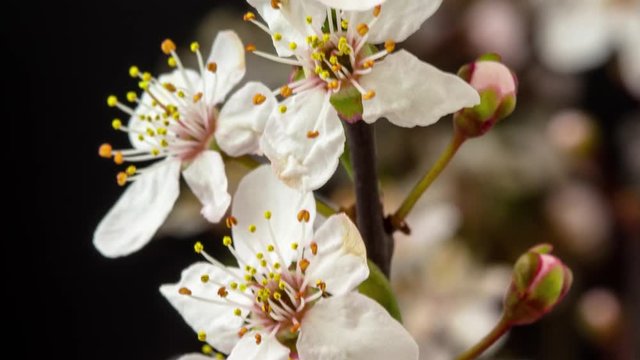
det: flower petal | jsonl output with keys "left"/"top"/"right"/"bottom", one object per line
{"left": 93, "top": 159, "right": 181, "bottom": 257}
{"left": 227, "top": 331, "right": 290, "bottom": 360}
{"left": 231, "top": 165, "right": 315, "bottom": 268}
{"left": 160, "top": 262, "right": 251, "bottom": 354}
{"left": 182, "top": 150, "right": 231, "bottom": 223}
{"left": 247, "top": 0, "right": 326, "bottom": 57}
{"left": 206, "top": 30, "right": 246, "bottom": 105}
{"left": 304, "top": 214, "right": 369, "bottom": 296}
{"left": 361, "top": 50, "right": 480, "bottom": 127}
{"left": 355, "top": 0, "right": 442, "bottom": 44}
{"left": 297, "top": 293, "right": 419, "bottom": 360}
{"left": 216, "top": 82, "right": 276, "bottom": 157}
{"left": 318, "top": 0, "right": 385, "bottom": 11}
{"left": 261, "top": 88, "right": 345, "bottom": 191}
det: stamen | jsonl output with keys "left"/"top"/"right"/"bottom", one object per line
{"left": 253, "top": 93, "right": 267, "bottom": 105}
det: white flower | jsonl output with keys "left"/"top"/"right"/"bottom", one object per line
{"left": 243, "top": 0, "right": 480, "bottom": 190}
{"left": 94, "top": 31, "right": 276, "bottom": 257}
{"left": 534, "top": 0, "right": 640, "bottom": 97}
{"left": 161, "top": 165, "right": 418, "bottom": 359}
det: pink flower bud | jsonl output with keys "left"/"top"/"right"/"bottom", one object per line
{"left": 454, "top": 54, "right": 518, "bottom": 137}
{"left": 504, "top": 244, "right": 572, "bottom": 325}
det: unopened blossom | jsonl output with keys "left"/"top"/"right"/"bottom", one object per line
{"left": 161, "top": 166, "right": 418, "bottom": 359}
{"left": 244, "top": 0, "right": 480, "bottom": 190}
{"left": 94, "top": 31, "right": 276, "bottom": 257}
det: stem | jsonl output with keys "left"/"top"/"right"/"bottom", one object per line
{"left": 455, "top": 315, "right": 511, "bottom": 360}
{"left": 392, "top": 130, "right": 466, "bottom": 228}
{"left": 346, "top": 120, "right": 393, "bottom": 277}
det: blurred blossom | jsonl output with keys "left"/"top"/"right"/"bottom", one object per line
{"left": 616, "top": 111, "right": 640, "bottom": 183}
{"left": 577, "top": 288, "right": 622, "bottom": 344}
{"left": 545, "top": 182, "right": 612, "bottom": 260}
{"left": 534, "top": 0, "right": 640, "bottom": 97}
{"left": 546, "top": 109, "right": 599, "bottom": 157}
{"left": 465, "top": 0, "right": 528, "bottom": 68}
{"left": 392, "top": 204, "right": 511, "bottom": 360}
{"left": 157, "top": 191, "right": 212, "bottom": 239}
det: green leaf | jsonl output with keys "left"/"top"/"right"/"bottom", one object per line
{"left": 358, "top": 260, "right": 403, "bottom": 322}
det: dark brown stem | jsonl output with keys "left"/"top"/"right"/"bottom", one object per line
{"left": 345, "top": 120, "right": 393, "bottom": 277}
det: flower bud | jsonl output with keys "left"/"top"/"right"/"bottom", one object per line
{"left": 504, "top": 244, "right": 572, "bottom": 325}
{"left": 454, "top": 54, "right": 517, "bottom": 137}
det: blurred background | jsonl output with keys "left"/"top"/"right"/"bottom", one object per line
{"left": 11, "top": 0, "right": 638, "bottom": 358}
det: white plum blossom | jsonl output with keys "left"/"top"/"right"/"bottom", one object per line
{"left": 161, "top": 165, "right": 418, "bottom": 359}
{"left": 94, "top": 31, "right": 276, "bottom": 257}
{"left": 243, "top": 0, "right": 480, "bottom": 190}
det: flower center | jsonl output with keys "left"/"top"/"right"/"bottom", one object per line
{"left": 98, "top": 39, "right": 219, "bottom": 186}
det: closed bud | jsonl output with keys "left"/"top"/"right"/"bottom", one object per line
{"left": 454, "top": 53, "right": 518, "bottom": 138}
{"left": 504, "top": 244, "right": 572, "bottom": 325}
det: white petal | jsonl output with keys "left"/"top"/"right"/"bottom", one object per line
{"left": 206, "top": 31, "right": 246, "bottom": 105}
{"left": 615, "top": 10, "right": 640, "bottom": 98}
{"left": 177, "top": 354, "right": 213, "bottom": 360}
{"left": 304, "top": 214, "right": 369, "bottom": 296}
{"left": 182, "top": 151, "right": 231, "bottom": 223}
{"left": 535, "top": 1, "right": 611, "bottom": 73}
{"left": 317, "top": 0, "right": 385, "bottom": 11}
{"left": 261, "top": 88, "right": 345, "bottom": 191}
{"left": 355, "top": 0, "right": 442, "bottom": 44}
{"left": 361, "top": 50, "right": 480, "bottom": 127}
{"left": 216, "top": 82, "right": 276, "bottom": 157}
{"left": 160, "top": 262, "right": 250, "bottom": 354}
{"left": 93, "top": 159, "right": 181, "bottom": 257}
{"left": 231, "top": 165, "right": 315, "bottom": 267}
{"left": 227, "top": 331, "right": 290, "bottom": 360}
{"left": 297, "top": 293, "right": 419, "bottom": 360}
{"left": 248, "top": 0, "right": 326, "bottom": 57}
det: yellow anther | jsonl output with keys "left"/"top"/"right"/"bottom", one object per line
{"left": 384, "top": 40, "right": 396, "bottom": 53}
{"left": 254, "top": 333, "right": 262, "bottom": 345}
{"left": 160, "top": 139, "right": 169, "bottom": 147}
{"left": 329, "top": 55, "right": 338, "bottom": 65}
{"left": 177, "top": 90, "right": 185, "bottom": 98}
{"left": 279, "top": 280, "right": 286, "bottom": 290}
{"left": 151, "top": 148, "right": 160, "bottom": 156}
{"left": 137, "top": 134, "right": 144, "bottom": 141}
{"left": 315, "top": 65, "right": 323, "bottom": 74}
{"left": 274, "top": 262, "right": 281, "bottom": 270}
{"left": 202, "top": 344, "right": 214, "bottom": 355}
{"left": 161, "top": 39, "right": 176, "bottom": 55}
{"left": 311, "top": 52, "right": 323, "bottom": 61}
{"left": 126, "top": 91, "right": 137, "bottom": 103}
{"left": 179, "top": 287, "right": 192, "bottom": 295}
{"left": 222, "top": 236, "right": 233, "bottom": 247}
{"left": 98, "top": 143, "right": 112, "bottom": 158}
{"left": 253, "top": 93, "right": 266, "bottom": 105}
{"left": 273, "top": 292, "right": 282, "bottom": 300}
{"left": 168, "top": 57, "right": 177, "bottom": 67}
{"left": 341, "top": 19, "right": 349, "bottom": 30}
{"left": 190, "top": 41, "right": 200, "bottom": 52}
{"left": 107, "top": 95, "right": 118, "bottom": 107}
{"left": 256, "top": 252, "right": 264, "bottom": 260}
{"left": 322, "top": 33, "right": 330, "bottom": 42}
{"left": 357, "top": 23, "right": 369, "bottom": 36}
{"left": 243, "top": 12, "right": 256, "bottom": 21}
{"left": 214, "top": 353, "right": 224, "bottom": 360}
{"left": 273, "top": 32, "right": 282, "bottom": 41}
{"left": 157, "top": 127, "right": 167, "bottom": 135}
{"left": 267, "top": 244, "right": 275, "bottom": 252}
{"left": 233, "top": 308, "right": 242, "bottom": 316}
{"left": 289, "top": 42, "right": 297, "bottom": 50}
{"left": 193, "top": 92, "right": 203, "bottom": 103}
{"left": 163, "top": 82, "right": 177, "bottom": 92}
{"left": 306, "top": 16, "right": 313, "bottom": 24}
{"left": 111, "top": 118, "right": 122, "bottom": 130}
{"left": 142, "top": 72, "right": 152, "bottom": 81}
{"left": 197, "top": 331, "right": 207, "bottom": 342}
{"left": 291, "top": 242, "right": 299, "bottom": 250}
{"left": 264, "top": 211, "right": 272, "bottom": 220}
{"left": 126, "top": 165, "right": 137, "bottom": 176}
{"left": 307, "top": 130, "right": 320, "bottom": 139}
{"left": 270, "top": 0, "right": 281, "bottom": 9}
{"left": 297, "top": 209, "right": 311, "bottom": 222}
{"left": 279, "top": 105, "right": 287, "bottom": 113}
{"left": 116, "top": 172, "right": 127, "bottom": 186}
{"left": 373, "top": 5, "right": 382, "bottom": 17}
{"left": 238, "top": 327, "right": 248, "bottom": 337}
{"left": 291, "top": 323, "right": 301, "bottom": 333}
{"left": 363, "top": 60, "right": 375, "bottom": 69}
{"left": 363, "top": 90, "right": 376, "bottom": 100}
{"left": 200, "top": 274, "right": 210, "bottom": 283}
{"left": 299, "top": 258, "right": 310, "bottom": 272}
{"left": 316, "top": 280, "right": 326, "bottom": 292}
{"left": 113, "top": 151, "right": 124, "bottom": 165}
{"left": 261, "top": 278, "right": 268, "bottom": 286}
{"left": 320, "top": 70, "right": 330, "bottom": 79}
{"left": 250, "top": 267, "right": 257, "bottom": 275}
{"left": 226, "top": 216, "right": 238, "bottom": 228}
{"left": 244, "top": 274, "right": 252, "bottom": 281}
{"left": 194, "top": 241, "right": 204, "bottom": 253}
{"left": 260, "top": 259, "right": 268, "bottom": 267}
{"left": 245, "top": 44, "right": 256, "bottom": 52}
{"left": 239, "top": 284, "right": 247, "bottom": 291}
{"left": 217, "top": 287, "right": 229, "bottom": 298}
{"left": 230, "top": 282, "right": 238, "bottom": 290}
{"left": 138, "top": 81, "right": 149, "bottom": 90}
{"left": 207, "top": 62, "right": 217, "bottom": 73}
{"left": 310, "top": 242, "right": 318, "bottom": 255}
{"left": 279, "top": 85, "right": 292, "bottom": 98}
{"left": 129, "top": 66, "right": 140, "bottom": 78}
{"left": 249, "top": 224, "right": 257, "bottom": 233}
{"left": 146, "top": 128, "right": 155, "bottom": 136}
{"left": 328, "top": 80, "right": 339, "bottom": 90}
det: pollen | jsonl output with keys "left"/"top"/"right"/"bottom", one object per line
{"left": 126, "top": 165, "right": 137, "bottom": 176}
{"left": 107, "top": 95, "right": 118, "bottom": 107}
{"left": 307, "top": 130, "right": 319, "bottom": 139}
{"left": 279, "top": 105, "right": 287, "bottom": 113}
{"left": 289, "top": 42, "right": 298, "bottom": 50}
{"left": 253, "top": 93, "right": 267, "bottom": 105}
{"left": 254, "top": 333, "right": 262, "bottom": 345}
{"left": 179, "top": 287, "right": 192, "bottom": 295}
{"left": 310, "top": 242, "right": 318, "bottom": 255}
{"left": 113, "top": 151, "right": 124, "bottom": 165}
{"left": 243, "top": 12, "right": 255, "bottom": 21}
{"left": 297, "top": 209, "right": 311, "bottom": 222}
{"left": 384, "top": 40, "right": 396, "bottom": 53}
{"left": 264, "top": 211, "right": 272, "bottom": 220}
{"left": 217, "top": 287, "right": 229, "bottom": 298}
{"left": 238, "top": 327, "right": 248, "bottom": 337}
{"left": 357, "top": 23, "right": 369, "bottom": 36}
{"left": 291, "top": 242, "right": 299, "bottom": 250}
{"left": 129, "top": 66, "right": 140, "bottom": 78}
{"left": 193, "top": 92, "right": 203, "bottom": 103}
{"left": 194, "top": 241, "right": 204, "bottom": 254}
{"left": 226, "top": 216, "right": 238, "bottom": 228}
{"left": 98, "top": 143, "right": 113, "bottom": 158}
{"left": 267, "top": 244, "right": 275, "bottom": 252}
{"left": 163, "top": 82, "right": 177, "bottom": 92}
{"left": 270, "top": 0, "right": 281, "bottom": 9}
{"left": 299, "top": 258, "right": 310, "bottom": 272}
{"left": 363, "top": 90, "right": 376, "bottom": 100}
{"left": 207, "top": 62, "right": 218, "bottom": 73}
{"left": 280, "top": 85, "right": 293, "bottom": 98}
{"left": 290, "top": 323, "right": 301, "bottom": 333}
{"left": 126, "top": 91, "right": 137, "bottom": 102}
{"left": 373, "top": 5, "right": 382, "bottom": 17}
{"left": 363, "top": 60, "right": 375, "bottom": 69}
{"left": 316, "top": 280, "right": 326, "bottom": 292}
{"left": 273, "top": 32, "right": 282, "bottom": 41}
{"left": 306, "top": 16, "right": 313, "bottom": 24}
{"left": 161, "top": 39, "right": 177, "bottom": 55}
{"left": 197, "top": 331, "right": 207, "bottom": 342}
{"left": 245, "top": 44, "right": 256, "bottom": 52}
{"left": 233, "top": 308, "right": 242, "bottom": 316}
{"left": 222, "top": 236, "right": 233, "bottom": 247}
{"left": 190, "top": 41, "right": 200, "bottom": 52}
{"left": 341, "top": 19, "right": 349, "bottom": 30}
{"left": 111, "top": 118, "right": 122, "bottom": 130}
{"left": 200, "top": 274, "right": 209, "bottom": 283}
{"left": 168, "top": 57, "right": 177, "bottom": 67}
{"left": 249, "top": 224, "right": 257, "bottom": 233}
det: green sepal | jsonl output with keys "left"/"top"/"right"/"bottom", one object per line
{"left": 330, "top": 84, "right": 363, "bottom": 122}
{"left": 358, "top": 260, "right": 403, "bottom": 322}
{"left": 478, "top": 53, "right": 502, "bottom": 62}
